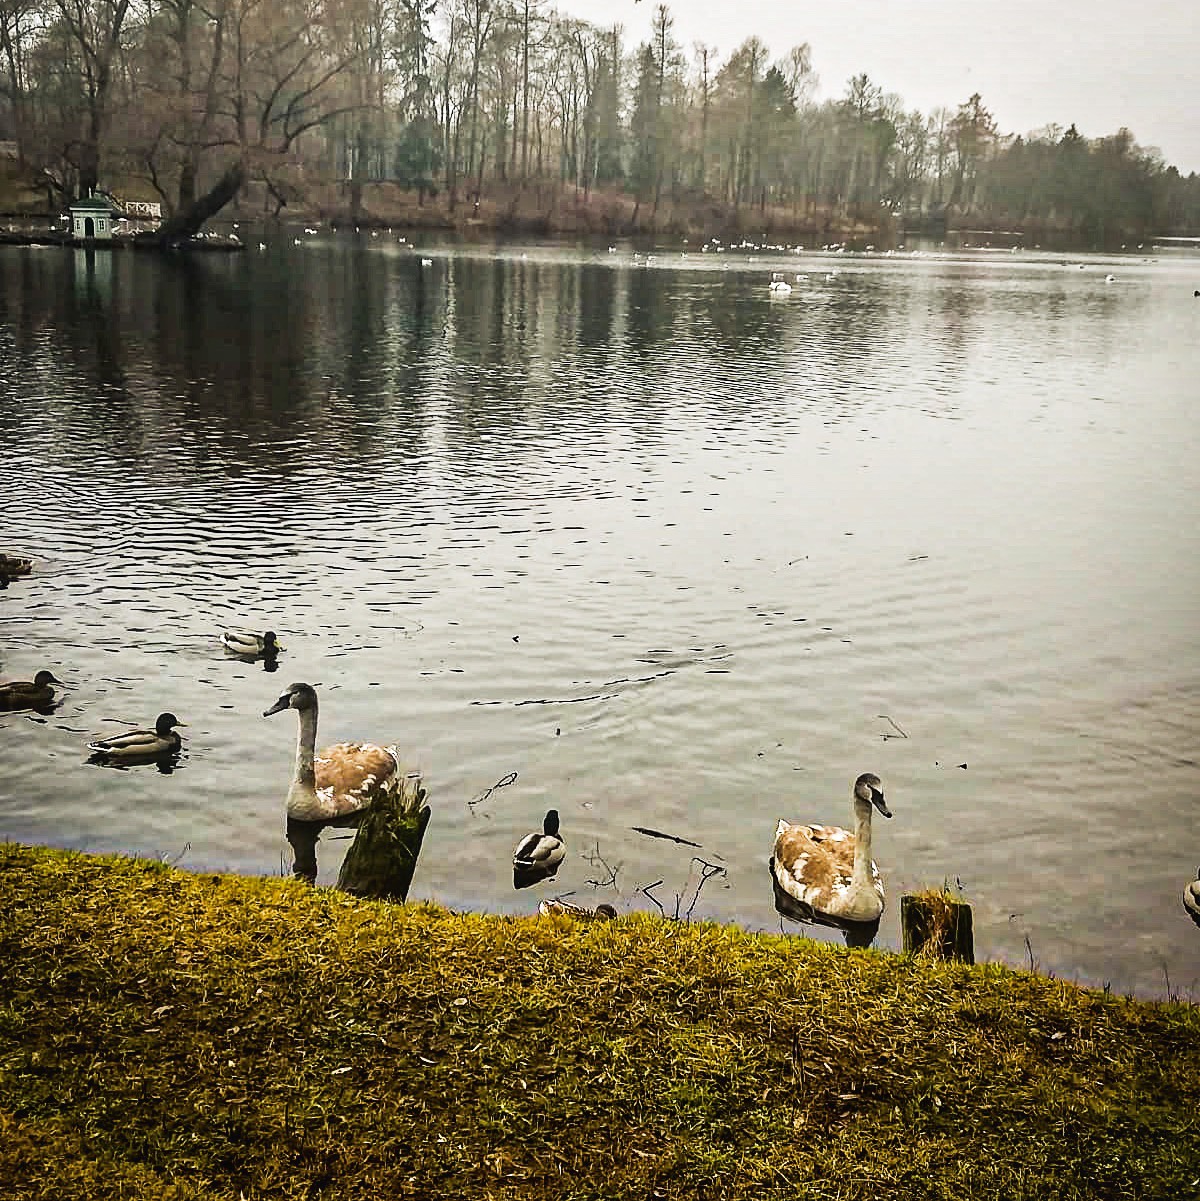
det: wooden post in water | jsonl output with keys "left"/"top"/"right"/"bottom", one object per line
{"left": 336, "top": 772, "right": 431, "bottom": 903}
{"left": 901, "top": 891, "right": 974, "bottom": 964}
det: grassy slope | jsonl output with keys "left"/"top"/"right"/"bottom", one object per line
{"left": 1, "top": 843, "right": 1197, "bottom": 1200}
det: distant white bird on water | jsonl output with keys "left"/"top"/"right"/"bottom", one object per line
{"left": 768, "top": 272, "right": 792, "bottom": 295}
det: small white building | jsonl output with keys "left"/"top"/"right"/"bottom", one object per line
{"left": 69, "top": 193, "right": 117, "bottom": 240}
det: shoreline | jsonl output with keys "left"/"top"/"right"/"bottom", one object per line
{"left": 1, "top": 841, "right": 1196, "bottom": 1197}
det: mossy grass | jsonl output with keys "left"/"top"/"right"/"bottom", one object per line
{"left": 1, "top": 842, "right": 1197, "bottom": 1199}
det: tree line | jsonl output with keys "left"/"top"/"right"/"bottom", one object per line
{"left": 1, "top": 0, "right": 1196, "bottom": 239}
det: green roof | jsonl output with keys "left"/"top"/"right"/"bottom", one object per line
{"left": 70, "top": 195, "right": 116, "bottom": 211}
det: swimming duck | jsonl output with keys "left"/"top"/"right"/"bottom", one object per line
{"left": 221, "top": 630, "right": 282, "bottom": 657}
{"left": 771, "top": 772, "right": 893, "bottom": 945}
{"left": 538, "top": 899, "right": 616, "bottom": 921}
{"left": 1184, "top": 869, "right": 1200, "bottom": 929}
{"left": 87, "top": 713, "right": 186, "bottom": 762}
{"left": 0, "top": 554, "right": 33, "bottom": 577}
{"left": 264, "top": 681, "right": 407, "bottom": 883}
{"left": 0, "top": 669, "right": 64, "bottom": 710}
{"left": 513, "top": 809, "right": 565, "bottom": 889}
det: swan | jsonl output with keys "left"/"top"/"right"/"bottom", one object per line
{"left": 0, "top": 669, "right": 64, "bottom": 710}
{"left": 264, "top": 681, "right": 407, "bottom": 883}
{"left": 221, "top": 630, "right": 282, "bottom": 657}
{"left": 513, "top": 809, "right": 565, "bottom": 889}
{"left": 771, "top": 772, "right": 893, "bottom": 945}
{"left": 1185, "top": 869, "right": 1200, "bottom": 929}
{"left": 768, "top": 272, "right": 792, "bottom": 295}
{"left": 87, "top": 713, "right": 186, "bottom": 762}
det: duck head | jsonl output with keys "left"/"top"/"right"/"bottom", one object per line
{"left": 155, "top": 713, "right": 186, "bottom": 734}
{"left": 854, "top": 772, "right": 892, "bottom": 818}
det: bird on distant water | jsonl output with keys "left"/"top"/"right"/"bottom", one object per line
{"left": 221, "top": 630, "right": 282, "bottom": 657}
{"left": 514, "top": 809, "right": 565, "bottom": 889}
{"left": 264, "top": 681, "right": 413, "bottom": 884}
{"left": 771, "top": 772, "right": 893, "bottom": 948}
{"left": 1184, "top": 869, "right": 1200, "bottom": 929}
{"left": 0, "top": 669, "right": 64, "bottom": 710}
{"left": 87, "top": 713, "right": 186, "bottom": 762}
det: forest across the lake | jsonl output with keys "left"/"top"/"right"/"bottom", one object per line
{"left": 0, "top": 2, "right": 1196, "bottom": 246}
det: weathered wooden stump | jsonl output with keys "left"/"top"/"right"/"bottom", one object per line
{"left": 901, "top": 891, "right": 974, "bottom": 964}
{"left": 336, "top": 772, "right": 431, "bottom": 903}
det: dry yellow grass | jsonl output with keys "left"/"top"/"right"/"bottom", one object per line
{"left": 1, "top": 842, "right": 1197, "bottom": 1199}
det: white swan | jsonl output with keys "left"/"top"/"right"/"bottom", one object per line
{"left": 513, "top": 809, "right": 565, "bottom": 889}
{"left": 768, "top": 272, "right": 792, "bottom": 295}
{"left": 264, "top": 681, "right": 408, "bottom": 883}
{"left": 771, "top": 772, "right": 893, "bottom": 944}
{"left": 1184, "top": 868, "right": 1200, "bottom": 929}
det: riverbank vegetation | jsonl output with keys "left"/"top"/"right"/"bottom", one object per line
{"left": 0, "top": 3, "right": 1196, "bottom": 244}
{"left": 1, "top": 842, "right": 1197, "bottom": 1199}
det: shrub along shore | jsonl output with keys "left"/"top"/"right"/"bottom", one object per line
{"left": 1, "top": 842, "right": 1197, "bottom": 1200}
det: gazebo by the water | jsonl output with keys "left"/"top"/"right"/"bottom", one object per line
{"left": 69, "top": 192, "right": 117, "bottom": 241}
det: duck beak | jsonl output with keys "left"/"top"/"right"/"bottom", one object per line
{"left": 871, "top": 788, "right": 893, "bottom": 819}
{"left": 263, "top": 695, "right": 290, "bottom": 717}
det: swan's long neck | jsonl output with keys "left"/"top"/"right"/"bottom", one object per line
{"left": 291, "top": 702, "right": 319, "bottom": 800}
{"left": 850, "top": 795, "right": 874, "bottom": 890}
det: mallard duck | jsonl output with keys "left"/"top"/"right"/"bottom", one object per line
{"left": 87, "top": 713, "right": 186, "bottom": 761}
{"left": 513, "top": 809, "right": 565, "bottom": 889}
{"left": 221, "top": 630, "right": 282, "bottom": 657}
{"left": 264, "top": 681, "right": 407, "bottom": 883}
{"left": 0, "top": 554, "right": 33, "bottom": 577}
{"left": 538, "top": 899, "right": 616, "bottom": 921}
{"left": 771, "top": 772, "right": 893, "bottom": 945}
{"left": 0, "top": 669, "right": 64, "bottom": 710}
{"left": 1184, "top": 869, "right": 1200, "bottom": 929}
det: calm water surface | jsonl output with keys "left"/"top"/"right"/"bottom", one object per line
{"left": 2, "top": 232, "right": 1198, "bottom": 998}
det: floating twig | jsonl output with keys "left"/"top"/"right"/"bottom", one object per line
{"left": 640, "top": 879, "right": 666, "bottom": 919}
{"left": 877, "top": 714, "right": 909, "bottom": 740}
{"left": 467, "top": 771, "right": 518, "bottom": 813}
{"left": 630, "top": 825, "right": 702, "bottom": 848}
{"left": 683, "top": 857, "right": 728, "bottom": 921}
{"left": 582, "top": 841, "right": 621, "bottom": 890}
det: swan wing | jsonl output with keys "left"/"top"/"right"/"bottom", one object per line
{"left": 314, "top": 742, "right": 399, "bottom": 816}
{"left": 773, "top": 820, "right": 856, "bottom": 914}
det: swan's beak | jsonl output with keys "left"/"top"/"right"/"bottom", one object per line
{"left": 263, "top": 695, "right": 290, "bottom": 717}
{"left": 871, "top": 788, "right": 892, "bottom": 819}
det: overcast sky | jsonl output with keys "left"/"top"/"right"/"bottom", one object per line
{"left": 550, "top": 0, "right": 1199, "bottom": 174}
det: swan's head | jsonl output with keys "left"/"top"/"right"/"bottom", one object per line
{"left": 854, "top": 772, "right": 892, "bottom": 818}
{"left": 264, "top": 682, "right": 318, "bottom": 717}
{"left": 32, "top": 670, "right": 64, "bottom": 687}
{"left": 155, "top": 713, "right": 186, "bottom": 734}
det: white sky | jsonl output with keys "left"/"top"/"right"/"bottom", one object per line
{"left": 550, "top": 0, "right": 1200, "bottom": 174}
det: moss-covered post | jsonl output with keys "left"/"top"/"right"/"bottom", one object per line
{"left": 901, "top": 891, "right": 974, "bottom": 964}
{"left": 336, "top": 773, "right": 431, "bottom": 903}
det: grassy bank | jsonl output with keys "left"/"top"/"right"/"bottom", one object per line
{"left": 1, "top": 843, "right": 1196, "bottom": 1200}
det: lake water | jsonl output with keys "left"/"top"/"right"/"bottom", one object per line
{"left": 2, "top": 231, "right": 1198, "bottom": 999}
